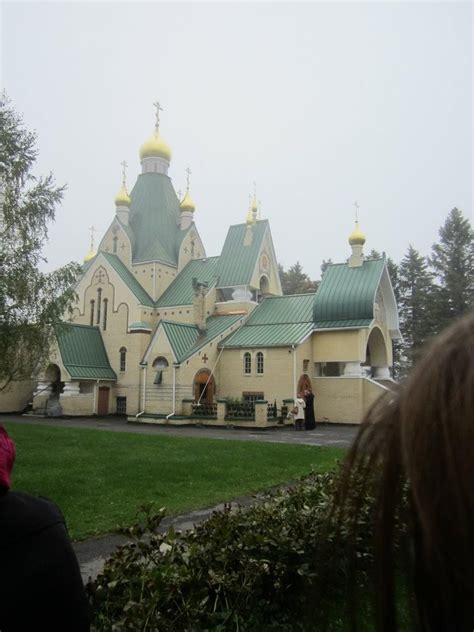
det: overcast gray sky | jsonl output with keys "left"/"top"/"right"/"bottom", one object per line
{"left": 2, "top": 1, "right": 472, "bottom": 280}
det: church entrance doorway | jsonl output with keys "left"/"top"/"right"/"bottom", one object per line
{"left": 193, "top": 370, "right": 215, "bottom": 404}
{"left": 297, "top": 374, "right": 312, "bottom": 394}
{"left": 98, "top": 386, "right": 110, "bottom": 415}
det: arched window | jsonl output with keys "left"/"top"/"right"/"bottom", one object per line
{"left": 244, "top": 352, "right": 252, "bottom": 374}
{"left": 152, "top": 357, "right": 169, "bottom": 385}
{"left": 96, "top": 288, "right": 102, "bottom": 324}
{"left": 152, "top": 357, "right": 169, "bottom": 369}
{"left": 113, "top": 236, "right": 118, "bottom": 254}
{"left": 103, "top": 298, "right": 108, "bottom": 330}
{"left": 119, "top": 347, "right": 127, "bottom": 372}
{"left": 256, "top": 352, "right": 264, "bottom": 374}
{"left": 90, "top": 300, "right": 95, "bottom": 326}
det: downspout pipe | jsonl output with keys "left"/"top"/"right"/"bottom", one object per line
{"left": 292, "top": 345, "right": 296, "bottom": 401}
{"left": 135, "top": 365, "right": 147, "bottom": 419}
{"left": 166, "top": 364, "right": 178, "bottom": 421}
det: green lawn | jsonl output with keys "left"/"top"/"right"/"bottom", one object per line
{"left": 4, "top": 423, "right": 345, "bottom": 540}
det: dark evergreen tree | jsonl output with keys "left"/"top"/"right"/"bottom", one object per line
{"left": 278, "top": 262, "right": 318, "bottom": 295}
{"left": 430, "top": 207, "right": 474, "bottom": 330}
{"left": 397, "top": 245, "right": 436, "bottom": 374}
{"left": 0, "top": 93, "right": 80, "bottom": 389}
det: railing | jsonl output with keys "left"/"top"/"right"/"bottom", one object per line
{"left": 191, "top": 402, "right": 217, "bottom": 418}
{"left": 226, "top": 401, "right": 255, "bottom": 420}
{"left": 267, "top": 401, "right": 278, "bottom": 420}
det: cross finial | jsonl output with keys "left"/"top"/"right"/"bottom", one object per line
{"left": 88, "top": 225, "right": 97, "bottom": 251}
{"left": 153, "top": 101, "right": 163, "bottom": 132}
{"left": 120, "top": 160, "right": 128, "bottom": 189}
{"left": 185, "top": 166, "right": 192, "bottom": 192}
{"left": 353, "top": 201, "right": 359, "bottom": 223}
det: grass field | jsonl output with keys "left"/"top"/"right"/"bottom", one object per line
{"left": 4, "top": 423, "right": 345, "bottom": 540}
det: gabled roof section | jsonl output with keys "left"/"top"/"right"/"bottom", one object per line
{"left": 101, "top": 252, "right": 154, "bottom": 307}
{"left": 55, "top": 323, "right": 116, "bottom": 381}
{"left": 217, "top": 220, "right": 268, "bottom": 288}
{"left": 220, "top": 293, "right": 315, "bottom": 348}
{"left": 161, "top": 314, "right": 244, "bottom": 363}
{"left": 156, "top": 257, "right": 220, "bottom": 308}
{"left": 313, "top": 258, "right": 385, "bottom": 322}
{"left": 129, "top": 173, "right": 182, "bottom": 265}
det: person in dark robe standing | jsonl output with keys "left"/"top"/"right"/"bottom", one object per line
{"left": 304, "top": 389, "right": 316, "bottom": 430}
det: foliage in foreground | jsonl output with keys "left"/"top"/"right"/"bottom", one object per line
{"left": 0, "top": 93, "right": 79, "bottom": 389}
{"left": 88, "top": 471, "right": 381, "bottom": 631}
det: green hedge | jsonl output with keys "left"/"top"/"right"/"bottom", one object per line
{"left": 87, "top": 470, "right": 382, "bottom": 631}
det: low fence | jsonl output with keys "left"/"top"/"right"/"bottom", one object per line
{"left": 191, "top": 402, "right": 217, "bottom": 418}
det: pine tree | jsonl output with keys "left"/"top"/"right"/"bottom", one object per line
{"left": 0, "top": 93, "right": 80, "bottom": 389}
{"left": 430, "top": 208, "right": 474, "bottom": 330}
{"left": 278, "top": 262, "right": 318, "bottom": 295}
{"left": 397, "top": 245, "right": 436, "bottom": 374}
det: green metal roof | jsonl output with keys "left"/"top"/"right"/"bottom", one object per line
{"left": 216, "top": 220, "right": 268, "bottom": 287}
{"left": 55, "top": 323, "right": 116, "bottom": 381}
{"left": 162, "top": 314, "right": 244, "bottom": 363}
{"left": 220, "top": 293, "right": 315, "bottom": 348}
{"left": 129, "top": 321, "right": 153, "bottom": 330}
{"left": 245, "top": 293, "right": 315, "bottom": 325}
{"left": 156, "top": 257, "right": 220, "bottom": 307}
{"left": 221, "top": 322, "right": 314, "bottom": 348}
{"left": 101, "top": 253, "right": 154, "bottom": 307}
{"left": 129, "top": 173, "right": 183, "bottom": 265}
{"left": 313, "top": 259, "right": 385, "bottom": 322}
{"left": 313, "top": 319, "right": 372, "bottom": 329}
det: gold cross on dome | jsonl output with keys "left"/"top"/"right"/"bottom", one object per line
{"left": 353, "top": 201, "right": 359, "bottom": 223}
{"left": 88, "top": 225, "right": 96, "bottom": 250}
{"left": 185, "top": 166, "right": 192, "bottom": 191}
{"left": 120, "top": 160, "right": 128, "bottom": 188}
{"left": 153, "top": 101, "right": 163, "bottom": 131}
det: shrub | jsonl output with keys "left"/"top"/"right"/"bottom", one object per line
{"left": 87, "top": 470, "right": 381, "bottom": 631}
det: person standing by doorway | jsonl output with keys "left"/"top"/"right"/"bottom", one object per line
{"left": 304, "top": 389, "right": 316, "bottom": 430}
{"left": 294, "top": 392, "right": 306, "bottom": 431}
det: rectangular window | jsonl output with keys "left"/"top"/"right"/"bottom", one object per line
{"left": 90, "top": 300, "right": 95, "bottom": 326}
{"left": 323, "top": 362, "right": 341, "bottom": 377}
{"left": 242, "top": 392, "right": 264, "bottom": 403}
{"left": 244, "top": 352, "right": 252, "bottom": 374}
{"left": 256, "top": 352, "right": 264, "bottom": 374}
{"left": 116, "top": 396, "right": 127, "bottom": 415}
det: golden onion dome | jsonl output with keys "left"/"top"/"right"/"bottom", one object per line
{"left": 180, "top": 190, "right": 195, "bottom": 212}
{"left": 348, "top": 222, "right": 366, "bottom": 246}
{"left": 246, "top": 208, "right": 254, "bottom": 225}
{"left": 114, "top": 185, "right": 131, "bottom": 207}
{"left": 83, "top": 249, "right": 96, "bottom": 264}
{"left": 139, "top": 130, "right": 172, "bottom": 162}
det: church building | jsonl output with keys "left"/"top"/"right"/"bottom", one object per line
{"left": 24, "top": 106, "right": 400, "bottom": 424}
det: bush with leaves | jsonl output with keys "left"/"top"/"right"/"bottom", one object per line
{"left": 87, "top": 470, "right": 385, "bottom": 631}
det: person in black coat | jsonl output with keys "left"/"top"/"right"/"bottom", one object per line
{"left": 0, "top": 425, "right": 90, "bottom": 632}
{"left": 304, "top": 389, "right": 316, "bottom": 430}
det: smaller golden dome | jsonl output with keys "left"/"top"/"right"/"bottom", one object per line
{"left": 83, "top": 249, "right": 96, "bottom": 263}
{"left": 139, "top": 131, "right": 172, "bottom": 162}
{"left": 246, "top": 208, "right": 254, "bottom": 225}
{"left": 114, "top": 185, "right": 130, "bottom": 207}
{"left": 180, "top": 190, "right": 195, "bottom": 212}
{"left": 348, "top": 222, "right": 366, "bottom": 246}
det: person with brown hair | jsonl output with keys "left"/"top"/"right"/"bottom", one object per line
{"left": 335, "top": 313, "right": 474, "bottom": 631}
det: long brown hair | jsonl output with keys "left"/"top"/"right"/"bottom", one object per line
{"left": 336, "top": 313, "right": 474, "bottom": 631}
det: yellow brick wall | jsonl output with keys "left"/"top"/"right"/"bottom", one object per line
{"left": 218, "top": 347, "right": 294, "bottom": 403}
{"left": 312, "top": 330, "right": 362, "bottom": 362}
